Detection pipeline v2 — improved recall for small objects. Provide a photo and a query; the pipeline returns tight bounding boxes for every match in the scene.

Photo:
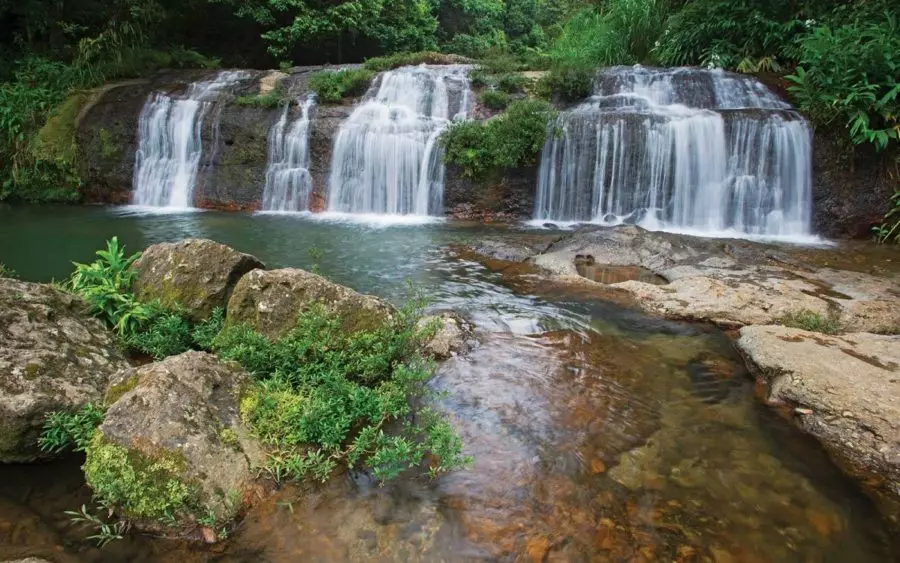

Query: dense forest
[1,0,898,238]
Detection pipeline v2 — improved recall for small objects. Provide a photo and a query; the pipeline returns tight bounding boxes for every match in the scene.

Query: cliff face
[76,68,896,237]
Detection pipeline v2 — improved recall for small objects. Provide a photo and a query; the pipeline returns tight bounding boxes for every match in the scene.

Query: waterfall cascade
[327,65,472,216]
[262,96,316,212]
[534,66,812,237]
[132,71,247,208]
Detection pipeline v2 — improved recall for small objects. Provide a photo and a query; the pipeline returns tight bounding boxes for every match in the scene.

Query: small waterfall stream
[132,71,247,208]
[262,96,316,212]
[534,66,812,237]
[327,65,472,216]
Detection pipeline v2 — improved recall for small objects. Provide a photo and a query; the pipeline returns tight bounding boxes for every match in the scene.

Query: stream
[0,205,896,562]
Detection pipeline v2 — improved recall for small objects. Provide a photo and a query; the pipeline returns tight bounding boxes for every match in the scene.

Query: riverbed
[0,205,896,561]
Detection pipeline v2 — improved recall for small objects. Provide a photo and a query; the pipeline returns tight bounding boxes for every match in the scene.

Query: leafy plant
[873,190,900,244]
[65,504,130,549]
[38,403,106,454]
[478,89,510,110]
[0,262,17,278]
[362,51,463,72]
[126,309,194,359]
[779,309,842,334]
[308,69,374,103]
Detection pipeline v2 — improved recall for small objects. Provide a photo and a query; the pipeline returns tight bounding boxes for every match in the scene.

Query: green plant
[496,72,527,93]
[362,51,461,72]
[874,190,900,244]
[0,262,17,278]
[478,89,510,110]
[308,69,374,103]
[38,403,106,454]
[192,307,226,350]
[233,80,284,108]
[540,66,593,102]
[126,309,193,359]
[65,504,130,548]
[779,309,842,334]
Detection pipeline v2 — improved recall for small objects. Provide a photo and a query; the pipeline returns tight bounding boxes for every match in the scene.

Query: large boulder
[88,352,264,537]
[0,278,128,462]
[132,239,264,321]
[737,325,900,524]
[226,268,394,339]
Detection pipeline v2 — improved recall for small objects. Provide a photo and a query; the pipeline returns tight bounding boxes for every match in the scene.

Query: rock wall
[76,67,897,237]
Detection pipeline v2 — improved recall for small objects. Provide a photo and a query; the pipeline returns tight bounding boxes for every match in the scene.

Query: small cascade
[132,71,247,208]
[262,96,316,212]
[327,65,472,216]
[534,66,812,237]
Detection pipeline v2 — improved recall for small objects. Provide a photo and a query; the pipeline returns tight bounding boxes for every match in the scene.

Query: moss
[31,91,92,164]
[23,362,42,379]
[83,433,200,523]
[219,428,241,451]
[98,128,120,159]
[105,374,140,405]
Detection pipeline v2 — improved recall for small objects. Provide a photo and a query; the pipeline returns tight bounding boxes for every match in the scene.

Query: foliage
[69,237,150,336]
[126,309,194,359]
[233,81,284,108]
[192,307,226,350]
[442,99,556,178]
[779,309,842,335]
[83,434,197,521]
[213,300,469,483]
[0,263,18,278]
[362,51,463,72]
[308,69,374,103]
[539,66,593,102]
[65,504,130,549]
[478,89,510,110]
[38,403,106,454]
[873,190,900,244]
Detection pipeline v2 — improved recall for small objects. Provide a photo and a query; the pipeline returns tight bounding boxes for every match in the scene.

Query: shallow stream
[0,206,895,562]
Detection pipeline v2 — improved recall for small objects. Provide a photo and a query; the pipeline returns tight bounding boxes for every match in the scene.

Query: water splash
[534,66,812,238]
[132,71,248,208]
[327,65,472,216]
[262,96,316,212]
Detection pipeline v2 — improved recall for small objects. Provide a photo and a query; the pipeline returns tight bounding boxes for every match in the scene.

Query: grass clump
[779,309,843,335]
[362,51,464,72]
[233,81,283,109]
[308,69,373,103]
[478,89,510,110]
[38,403,106,454]
[442,99,556,179]
[0,262,17,278]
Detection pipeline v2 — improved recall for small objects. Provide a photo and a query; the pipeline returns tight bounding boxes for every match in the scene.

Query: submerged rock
[418,312,474,359]
[737,325,900,523]
[89,351,264,536]
[226,268,394,339]
[132,238,264,321]
[0,278,128,463]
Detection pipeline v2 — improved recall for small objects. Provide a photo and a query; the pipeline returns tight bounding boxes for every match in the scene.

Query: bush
[478,89,510,110]
[308,69,374,103]
[442,99,556,178]
[539,66,594,102]
[38,403,106,454]
[362,51,466,72]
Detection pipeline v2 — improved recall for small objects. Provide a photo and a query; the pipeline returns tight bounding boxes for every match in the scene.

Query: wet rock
[132,238,264,321]
[226,268,394,339]
[737,325,900,522]
[0,278,128,462]
[92,351,264,534]
[418,312,474,359]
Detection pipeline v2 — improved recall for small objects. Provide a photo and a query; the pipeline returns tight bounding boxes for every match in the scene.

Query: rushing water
[535,66,813,239]
[262,96,316,212]
[327,65,472,216]
[132,71,249,209]
[1,206,896,562]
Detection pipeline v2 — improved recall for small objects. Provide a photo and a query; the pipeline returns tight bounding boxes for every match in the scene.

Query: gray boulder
[418,312,474,359]
[226,268,394,339]
[0,278,128,462]
[132,239,264,321]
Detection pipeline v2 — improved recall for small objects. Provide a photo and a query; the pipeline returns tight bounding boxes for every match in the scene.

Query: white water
[327,65,472,216]
[132,71,247,208]
[262,96,316,211]
[534,66,813,238]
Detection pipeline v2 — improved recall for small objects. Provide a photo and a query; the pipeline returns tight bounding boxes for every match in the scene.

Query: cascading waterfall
[327,65,472,216]
[534,66,813,237]
[262,96,316,212]
[132,71,247,208]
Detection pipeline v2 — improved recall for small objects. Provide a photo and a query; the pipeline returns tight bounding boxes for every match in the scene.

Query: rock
[132,238,264,321]
[0,278,128,462]
[737,325,900,521]
[226,268,394,339]
[90,351,264,535]
[419,312,473,359]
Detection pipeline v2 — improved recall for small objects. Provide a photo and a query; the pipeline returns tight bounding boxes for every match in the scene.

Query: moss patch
[32,91,93,164]
[105,374,140,405]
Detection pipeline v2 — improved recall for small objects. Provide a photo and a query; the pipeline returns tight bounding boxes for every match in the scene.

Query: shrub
[478,89,510,110]
[38,403,106,454]
[442,99,556,178]
[539,66,594,102]
[874,190,900,244]
[362,51,465,72]
[126,310,194,360]
[308,69,374,103]
[496,72,528,93]
[0,262,17,278]
[779,310,842,335]
[233,81,284,108]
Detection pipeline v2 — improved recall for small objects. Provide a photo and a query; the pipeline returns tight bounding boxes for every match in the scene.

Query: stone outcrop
[737,325,900,523]
[418,312,474,359]
[226,268,394,339]
[0,278,129,462]
[131,238,264,321]
[91,352,264,534]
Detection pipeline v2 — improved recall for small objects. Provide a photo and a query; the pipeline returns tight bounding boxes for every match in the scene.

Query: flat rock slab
[132,238,264,321]
[737,325,900,522]
[0,278,128,462]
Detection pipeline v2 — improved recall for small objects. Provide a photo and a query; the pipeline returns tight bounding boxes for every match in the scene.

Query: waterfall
[262,96,316,212]
[132,71,247,208]
[534,66,813,237]
[327,65,472,216]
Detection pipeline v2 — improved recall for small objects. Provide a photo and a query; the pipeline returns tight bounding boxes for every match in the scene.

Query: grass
[233,81,283,108]
[478,89,510,110]
[779,310,843,334]
[308,69,373,103]
[362,51,467,72]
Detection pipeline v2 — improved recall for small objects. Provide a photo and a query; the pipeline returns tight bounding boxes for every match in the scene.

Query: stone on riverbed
[418,311,474,359]
[88,351,264,537]
[226,267,394,339]
[132,238,264,321]
[737,325,900,523]
[0,278,128,463]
